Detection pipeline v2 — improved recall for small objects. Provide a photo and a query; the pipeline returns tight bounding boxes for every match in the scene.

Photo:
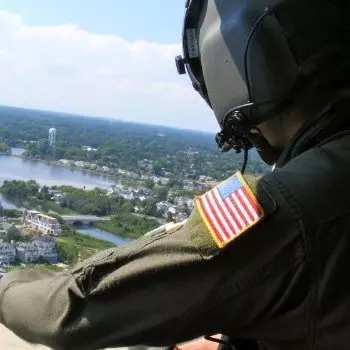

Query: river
[0,150,119,190]
[0,150,130,245]
[75,226,131,246]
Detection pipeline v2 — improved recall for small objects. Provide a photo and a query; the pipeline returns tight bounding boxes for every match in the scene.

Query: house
[153,176,170,185]
[174,196,192,207]
[137,159,154,172]
[23,211,62,236]
[49,189,65,202]
[82,146,98,152]
[0,222,12,236]
[199,175,214,182]
[0,243,16,265]
[168,207,177,215]
[140,174,153,181]
[156,201,170,214]
[183,180,196,191]
[133,187,149,196]
[59,159,70,165]
[133,188,152,199]
[16,237,58,264]
[174,212,188,223]
[32,237,58,263]
[16,242,39,263]
[74,161,86,168]
[156,201,177,218]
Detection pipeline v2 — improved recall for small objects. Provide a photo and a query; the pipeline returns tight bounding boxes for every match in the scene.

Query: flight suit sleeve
[0,172,306,350]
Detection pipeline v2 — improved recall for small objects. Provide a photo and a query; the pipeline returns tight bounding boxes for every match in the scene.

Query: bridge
[61,215,109,225]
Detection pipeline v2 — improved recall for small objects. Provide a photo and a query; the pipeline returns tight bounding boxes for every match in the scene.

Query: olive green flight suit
[1,105,350,350]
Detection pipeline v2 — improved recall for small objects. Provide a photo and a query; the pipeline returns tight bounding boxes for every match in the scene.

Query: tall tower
[48,128,56,147]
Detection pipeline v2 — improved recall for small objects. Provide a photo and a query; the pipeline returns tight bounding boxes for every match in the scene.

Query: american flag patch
[196,172,264,248]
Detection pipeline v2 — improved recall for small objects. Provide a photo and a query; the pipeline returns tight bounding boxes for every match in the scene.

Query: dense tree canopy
[0,105,270,180]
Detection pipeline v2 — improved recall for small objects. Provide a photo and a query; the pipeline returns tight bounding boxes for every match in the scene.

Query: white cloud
[0,11,218,132]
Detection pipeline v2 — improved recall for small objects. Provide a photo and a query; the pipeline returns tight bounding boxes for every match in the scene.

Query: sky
[0,0,217,132]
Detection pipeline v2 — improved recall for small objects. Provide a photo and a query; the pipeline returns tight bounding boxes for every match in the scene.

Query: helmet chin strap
[215,98,291,169]
[215,108,278,172]
[248,127,284,165]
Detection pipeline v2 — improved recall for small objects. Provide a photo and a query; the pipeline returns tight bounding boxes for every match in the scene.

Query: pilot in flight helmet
[175,0,349,157]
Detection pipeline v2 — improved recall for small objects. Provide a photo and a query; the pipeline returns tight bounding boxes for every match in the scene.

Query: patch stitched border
[196,171,264,248]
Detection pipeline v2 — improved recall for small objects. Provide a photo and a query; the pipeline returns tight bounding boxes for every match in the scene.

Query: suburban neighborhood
[0,211,61,266]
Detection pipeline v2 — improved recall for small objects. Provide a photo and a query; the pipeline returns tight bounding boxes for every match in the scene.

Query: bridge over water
[61,215,109,225]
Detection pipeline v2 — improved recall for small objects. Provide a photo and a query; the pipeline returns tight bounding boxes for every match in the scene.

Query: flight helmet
[175,0,348,153]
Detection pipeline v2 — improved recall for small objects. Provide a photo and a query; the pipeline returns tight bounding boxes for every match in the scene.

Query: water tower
[48,128,57,147]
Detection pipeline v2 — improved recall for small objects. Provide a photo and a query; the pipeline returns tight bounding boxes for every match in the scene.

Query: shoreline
[9,153,153,190]
[9,153,124,185]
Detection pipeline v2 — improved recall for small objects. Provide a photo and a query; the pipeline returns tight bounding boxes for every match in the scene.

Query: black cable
[241,10,271,174]
[240,144,249,174]
[204,336,236,349]
[244,9,271,102]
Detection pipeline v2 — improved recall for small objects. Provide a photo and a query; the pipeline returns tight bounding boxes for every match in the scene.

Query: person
[1,0,350,349]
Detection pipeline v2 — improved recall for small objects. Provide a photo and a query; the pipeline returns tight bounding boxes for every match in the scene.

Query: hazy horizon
[0,104,219,136]
[0,2,218,132]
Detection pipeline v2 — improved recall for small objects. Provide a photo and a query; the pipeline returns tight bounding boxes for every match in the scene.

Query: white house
[16,243,39,263]
[0,243,16,265]
[24,211,62,236]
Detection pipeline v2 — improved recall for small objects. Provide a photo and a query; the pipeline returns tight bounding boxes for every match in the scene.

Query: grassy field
[96,213,159,239]
[56,232,114,264]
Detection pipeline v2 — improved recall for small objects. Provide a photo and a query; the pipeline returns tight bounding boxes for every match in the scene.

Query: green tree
[155,187,168,201]
[37,139,49,157]
[52,146,66,160]
[5,226,24,242]
[144,200,158,217]
[26,180,40,196]
[0,141,10,153]
[38,186,51,201]
[144,179,155,189]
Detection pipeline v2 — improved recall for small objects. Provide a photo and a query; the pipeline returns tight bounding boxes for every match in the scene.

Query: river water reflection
[0,151,129,244]
[76,226,131,246]
[0,153,119,189]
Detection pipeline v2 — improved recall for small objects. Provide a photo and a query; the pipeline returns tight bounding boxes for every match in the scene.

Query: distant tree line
[1,180,40,200]
[0,106,270,180]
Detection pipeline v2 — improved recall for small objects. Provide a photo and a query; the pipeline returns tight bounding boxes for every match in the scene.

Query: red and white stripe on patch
[196,171,264,248]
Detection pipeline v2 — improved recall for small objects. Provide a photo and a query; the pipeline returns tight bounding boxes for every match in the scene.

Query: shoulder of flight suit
[271,139,350,230]
[0,171,306,350]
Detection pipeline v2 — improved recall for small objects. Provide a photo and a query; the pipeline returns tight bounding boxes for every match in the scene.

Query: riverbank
[0,165,162,247]
[0,184,150,244]
[0,155,117,189]
[56,233,114,264]
[95,213,160,240]
[19,154,123,187]
[45,214,115,264]
[16,153,153,190]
